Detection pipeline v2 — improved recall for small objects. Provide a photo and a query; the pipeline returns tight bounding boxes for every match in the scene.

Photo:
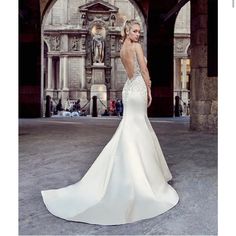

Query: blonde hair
[121,19,141,42]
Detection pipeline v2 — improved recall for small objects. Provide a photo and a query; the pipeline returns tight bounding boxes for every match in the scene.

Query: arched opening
[40,0,147,117]
[147,1,177,117]
[173,1,191,117]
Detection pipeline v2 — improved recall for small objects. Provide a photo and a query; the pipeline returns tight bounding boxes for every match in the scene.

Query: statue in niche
[110,14,116,27]
[91,25,105,64]
[81,13,86,28]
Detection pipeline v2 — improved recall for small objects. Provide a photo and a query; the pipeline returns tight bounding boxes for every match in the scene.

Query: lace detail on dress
[133,52,142,78]
[122,52,147,105]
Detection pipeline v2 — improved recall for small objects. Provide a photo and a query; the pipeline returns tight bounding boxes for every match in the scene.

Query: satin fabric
[41,59,179,225]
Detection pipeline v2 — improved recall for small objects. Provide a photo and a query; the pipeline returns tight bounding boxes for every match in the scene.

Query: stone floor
[19,116,217,235]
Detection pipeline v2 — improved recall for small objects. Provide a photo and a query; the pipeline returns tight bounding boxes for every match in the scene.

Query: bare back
[120,42,136,80]
[120,42,149,83]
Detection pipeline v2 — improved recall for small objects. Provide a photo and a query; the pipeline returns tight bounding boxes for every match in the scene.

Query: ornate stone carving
[105,68,111,88]
[104,34,110,66]
[51,35,60,51]
[87,15,95,21]
[71,36,80,51]
[80,34,86,51]
[44,35,60,52]
[86,38,92,67]
[86,68,92,89]
[78,1,118,94]
[110,35,116,52]
[79,0,118,28]
[176,40,184,52]
[117,37,122,52]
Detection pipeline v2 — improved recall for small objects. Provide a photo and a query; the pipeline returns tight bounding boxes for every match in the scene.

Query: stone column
[59,56,63,90]
[181,59,187,89]
[62,56,69,90]
[58,33,69,104]
[111,58,115,89]
[190,0,217,132]
[47,56,53,90]
[60,56,69,104]
[80,57,86,89]
[174,58,181,93]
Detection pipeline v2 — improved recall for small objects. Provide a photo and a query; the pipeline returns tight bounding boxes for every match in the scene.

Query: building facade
[43,0,144,114]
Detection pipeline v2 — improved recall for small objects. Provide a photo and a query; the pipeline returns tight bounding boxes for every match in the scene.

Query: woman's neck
[124,38,133,45]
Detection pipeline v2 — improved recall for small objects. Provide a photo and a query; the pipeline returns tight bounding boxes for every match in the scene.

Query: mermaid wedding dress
[41,53,179,225]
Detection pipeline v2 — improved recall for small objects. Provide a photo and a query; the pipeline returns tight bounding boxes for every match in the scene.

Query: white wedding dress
[41,53,179,225]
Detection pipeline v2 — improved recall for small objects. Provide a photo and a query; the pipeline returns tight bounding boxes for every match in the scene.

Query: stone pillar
[59,56,63,90]
[81,57,86,89]
[147,1,176,117]
[190,0,217,132]
[90,84,107,115]
[59,56,69,104]
[174,58,181,93]
[92,65,106,84]
[62,56,69,90]
[47,56,53,90]
[111,58,115,89]
[181,59,187,89]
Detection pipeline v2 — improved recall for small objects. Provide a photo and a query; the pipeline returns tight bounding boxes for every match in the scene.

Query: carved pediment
[79,0,118,13]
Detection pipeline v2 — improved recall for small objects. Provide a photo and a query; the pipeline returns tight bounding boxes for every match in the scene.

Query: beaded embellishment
[122,53,147,104]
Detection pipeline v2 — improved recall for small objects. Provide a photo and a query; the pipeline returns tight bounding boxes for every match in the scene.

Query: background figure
[183,102,187,116]
[56,98,63,114]
[115,99,122,117]
[174,96,180,117]
[73,99,81,112]
[45,95,51,117]
[179,103,183,116]
[80,109,87,116]
[109,100,116,116]
[101,109,109,116]
[64,99,70,111]
[92,33,104,63]
[51,100,57,115]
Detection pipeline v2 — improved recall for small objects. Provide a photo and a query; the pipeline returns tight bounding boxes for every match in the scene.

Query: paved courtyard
[19,116,217,235]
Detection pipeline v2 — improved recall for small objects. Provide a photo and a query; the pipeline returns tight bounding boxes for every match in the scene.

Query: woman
[41,19,179,225]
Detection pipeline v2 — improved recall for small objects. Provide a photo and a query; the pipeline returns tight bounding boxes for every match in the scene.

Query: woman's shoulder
[133,42,142,51]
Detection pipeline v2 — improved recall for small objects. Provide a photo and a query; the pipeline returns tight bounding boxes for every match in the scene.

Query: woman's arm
[134,43,152,107]
[134,43,151,88]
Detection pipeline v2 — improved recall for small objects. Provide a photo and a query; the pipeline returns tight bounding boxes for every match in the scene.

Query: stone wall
[190,0,217,132]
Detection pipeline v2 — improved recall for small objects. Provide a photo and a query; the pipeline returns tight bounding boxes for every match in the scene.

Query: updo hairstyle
[121,19,141,42]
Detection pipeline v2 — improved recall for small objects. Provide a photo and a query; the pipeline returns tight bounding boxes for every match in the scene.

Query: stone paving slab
[19,116,217,235]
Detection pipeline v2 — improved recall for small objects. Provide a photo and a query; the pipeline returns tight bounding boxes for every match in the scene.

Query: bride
[41,19,179,225]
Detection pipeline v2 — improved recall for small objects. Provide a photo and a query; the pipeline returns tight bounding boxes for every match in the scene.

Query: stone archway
[173,1,191,117]
[19,0,217,131]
